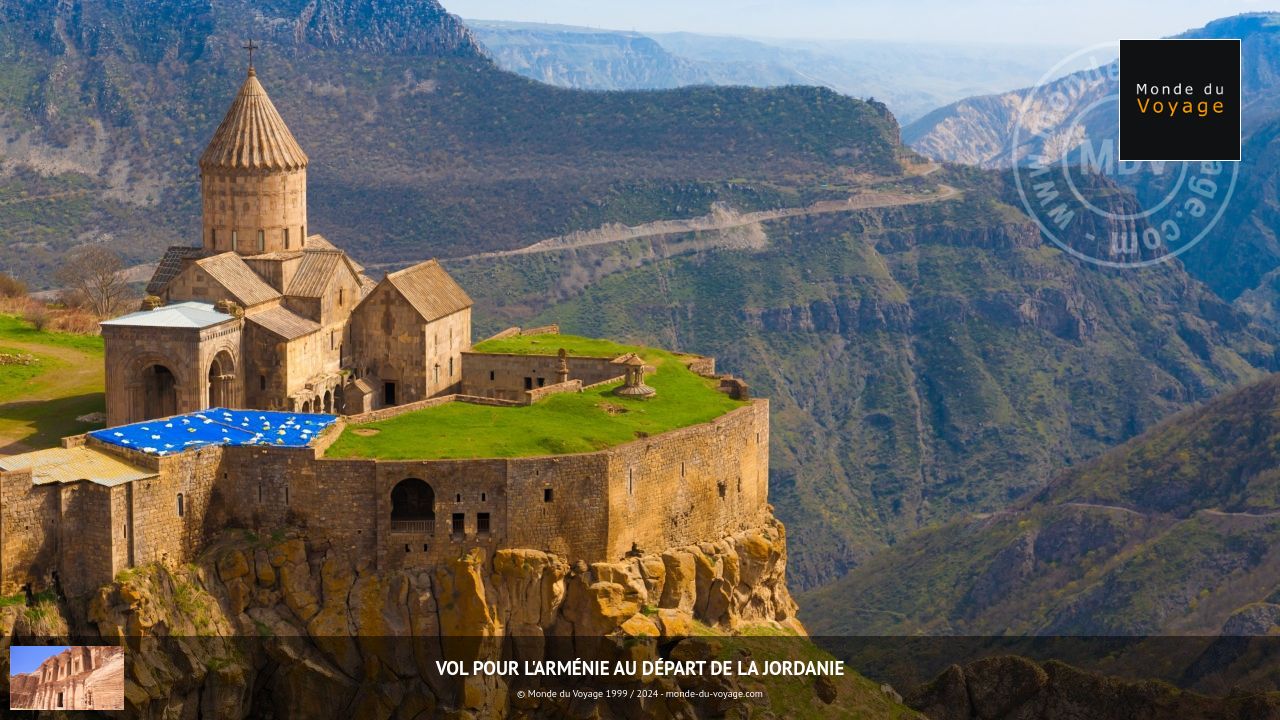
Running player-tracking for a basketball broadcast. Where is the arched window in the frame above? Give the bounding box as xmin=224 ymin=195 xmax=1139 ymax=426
xmin=177 ymin=493 xmax=184 ymax=517
xmin=256 ymin=229 xmax=265 ymax=252
xmin=390 ymin=478 xmax=435 ymax=534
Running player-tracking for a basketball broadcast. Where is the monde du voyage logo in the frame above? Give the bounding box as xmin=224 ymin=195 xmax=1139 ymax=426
xmin=1013 ymin=39 xmax=1241 ymax=268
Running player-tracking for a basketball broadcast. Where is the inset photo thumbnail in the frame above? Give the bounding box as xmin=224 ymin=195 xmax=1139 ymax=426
xmin=9 ymin=645 xmax=124 ymax=711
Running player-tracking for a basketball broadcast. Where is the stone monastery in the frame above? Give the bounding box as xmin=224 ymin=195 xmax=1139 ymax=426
xmin=103 ymin=64 xmax=471 ymax=425
xmin=0 ymin=66 xmax=769 ymax=607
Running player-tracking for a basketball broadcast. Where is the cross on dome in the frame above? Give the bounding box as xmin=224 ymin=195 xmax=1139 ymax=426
xmin=243 ymin=39 xmax=258 ymax=73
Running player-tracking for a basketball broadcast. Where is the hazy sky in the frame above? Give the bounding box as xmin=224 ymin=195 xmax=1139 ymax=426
xmin=441 ymin=1 xmax=1275 ymax=46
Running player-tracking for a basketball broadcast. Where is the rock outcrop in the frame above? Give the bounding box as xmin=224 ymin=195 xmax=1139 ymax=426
xmin=78 ymin=519 xmax=804 ymax=719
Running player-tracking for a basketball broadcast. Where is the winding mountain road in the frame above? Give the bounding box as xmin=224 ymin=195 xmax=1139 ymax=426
xmin=454 ymin=184 xmax=961 ymax=262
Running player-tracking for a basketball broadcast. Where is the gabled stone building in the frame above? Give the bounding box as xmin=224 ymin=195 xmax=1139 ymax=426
xmin=102 ymin=65 xmax=471 ymax=426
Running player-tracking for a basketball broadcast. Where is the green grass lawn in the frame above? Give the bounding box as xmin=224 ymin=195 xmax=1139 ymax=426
xmin=0 ymin=345 xmax=46 ymax=401
xmin=0 ymin=314 xmax=104 ymax=353
xmin=326 ymin=335 xmax=743 ymax=460
xmin=473 ymin=334 xmax=642 ymax=358
xmin=0 ymin=314 xmax=105 ymax=452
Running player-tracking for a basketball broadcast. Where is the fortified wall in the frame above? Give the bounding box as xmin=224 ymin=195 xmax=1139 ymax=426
xmin=0 ymin=341 xmax=769 ymax=601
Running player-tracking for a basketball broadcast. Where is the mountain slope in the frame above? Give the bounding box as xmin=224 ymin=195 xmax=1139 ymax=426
xmin=904 ymin=13 xmax=1280 ymax=167
xmin=802 ymin=369 xmax=1280 ymax=636
xmin=447 ymin=171 xmax=1279 ymax=590
xmin=0 ymin=0 xmax=901 ymax=287
xmin=901 ymin=13 xmax=1280 ymax=314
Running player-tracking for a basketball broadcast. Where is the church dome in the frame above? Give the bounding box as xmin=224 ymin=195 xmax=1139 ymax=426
xmin=199 ymin=68 xmax=309 ymax=173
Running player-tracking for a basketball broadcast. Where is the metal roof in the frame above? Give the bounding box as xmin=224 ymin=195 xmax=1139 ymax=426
xmin=0 ymin=446 xmax=156 ymax=487
xmin=101 ymin=301 xmax=234 ymax=329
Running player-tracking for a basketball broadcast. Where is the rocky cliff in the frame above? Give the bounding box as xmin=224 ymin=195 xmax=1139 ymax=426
xmin=15 ymin=518 xmax=905 ymax=719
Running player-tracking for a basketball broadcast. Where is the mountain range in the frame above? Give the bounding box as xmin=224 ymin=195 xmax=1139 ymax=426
xmin=468 ymin=19 xmax=1083 ymax=125
xmin=903 ymin=14 xmax=1280 ymax=345
xmin=6 ymin=0 xmax=1280 ymax=639
xmin=0 ymin=0 xmax=899 ymax=289
xmin=802 ymin=367 xmax=1280 ymax=639
xmin=903 ymin=13 xmax=1280 ymax=168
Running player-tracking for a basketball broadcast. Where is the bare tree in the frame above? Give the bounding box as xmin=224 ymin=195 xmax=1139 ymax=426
xmin=55 ymin=245 xmax=130 ymax=318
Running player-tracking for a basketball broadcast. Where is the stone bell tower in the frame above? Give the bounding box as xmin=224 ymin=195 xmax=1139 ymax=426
xmin=199 ymin=59 xmax=309 ymax=256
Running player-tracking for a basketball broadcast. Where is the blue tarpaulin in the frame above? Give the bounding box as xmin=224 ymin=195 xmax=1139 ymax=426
xmin=89 ymin=408 xmax=338 ymax=456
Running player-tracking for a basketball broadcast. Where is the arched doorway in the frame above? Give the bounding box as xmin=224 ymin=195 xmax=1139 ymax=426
xmin=322 ymin=389 xmax=333 ymax=414
xmin=141 ymin=364 xmax=177 ymax=419
xmin=301 ymin=399 xmax=312 ymax=413
xmin=390 ymin=478 xmax=435 ymax=533
xmin=208 ymin=351 xmax=235 ymax=408
xmin=333 ymin=384 xmax=346 ymax=415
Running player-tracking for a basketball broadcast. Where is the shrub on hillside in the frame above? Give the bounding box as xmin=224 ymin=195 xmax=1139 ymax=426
xmin=0 ymin=273 xmax=26 ymax=298
xmin=23 ymin=303 xmax=49 ymax=331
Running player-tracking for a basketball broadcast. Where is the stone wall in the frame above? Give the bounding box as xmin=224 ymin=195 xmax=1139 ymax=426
xmin=202 ymin=167 xmax=307 ymax=255
xmin=58 ymin=482 xmax=116 ymax=596
xmin=241 ymin=320 xmax=288 ymax=410
xmin=243 ymin=253 xmax=303 ymax=292
xmin=0 ymin=470 xmax=58 ymax=595
xmin=165 ymin=262 xmax=273 ymax=311
xmin=348 ymin=285 xmax=470 ymax=407
xmin=125 ymin=447 xmax=223 ymax=571
xmin=460 ymin=352 xmax=625 ymax=401
xmin=504 ymin=453 xmax=611 ymax=560
xmin=218 ymin=445 xmax=342 ymax=536
xmin=604 ymin=402 xmax=769 ymax=559
xmin=373 ymin=459 xmax=508 ymax=569
xmin=523 ymin=379 xmax=583 ymax=404
xmin=2 ymin=397 xmax=769 ymax=599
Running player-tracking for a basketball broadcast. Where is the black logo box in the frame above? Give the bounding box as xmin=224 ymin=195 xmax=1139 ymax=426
xmin=1118 ymin=38 xmax=1240 ymax=162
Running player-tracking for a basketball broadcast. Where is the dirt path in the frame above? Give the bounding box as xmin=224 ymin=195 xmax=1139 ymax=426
xmin=1062 ymin=504 xmax=1280 ymax=520
xmin=0 ymin=340 xmax=101 ymax=400
xmin=1200 ymin=508 xmax=1280 ymax=519
xmin=448 ymin=184 xmax=960 ymax=263
xmin=1063 ymin=501 xmax=1147 ymax=517
xmin=0 ymin=339 xmax=104 ymax=455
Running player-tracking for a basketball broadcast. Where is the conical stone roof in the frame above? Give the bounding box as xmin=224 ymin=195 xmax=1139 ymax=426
xmin=199 ymin=69 xmax=309 ymax=172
